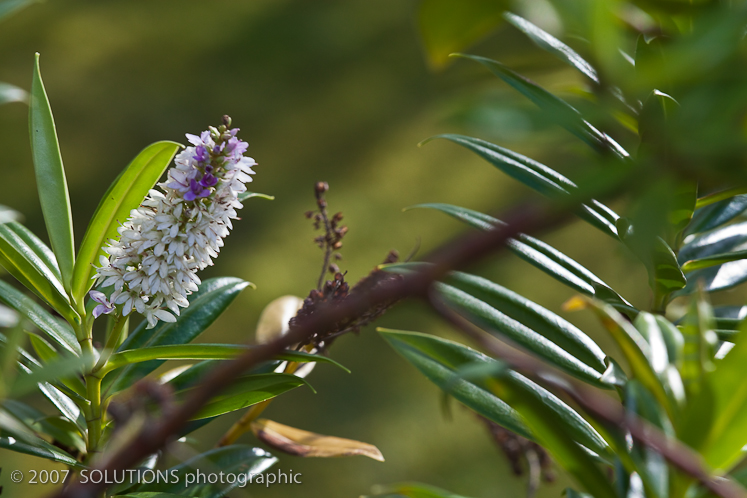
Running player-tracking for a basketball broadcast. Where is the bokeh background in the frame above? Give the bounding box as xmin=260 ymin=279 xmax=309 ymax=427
xmin=0 ymin=0 xmax=687 ymax=496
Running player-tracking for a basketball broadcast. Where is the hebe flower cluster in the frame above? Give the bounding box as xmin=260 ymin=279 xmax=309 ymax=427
xmin=92 ymin=117 xmax=256 ymax=328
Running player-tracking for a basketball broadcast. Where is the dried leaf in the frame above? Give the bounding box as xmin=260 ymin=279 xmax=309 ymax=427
xmin=251 ymin=418 xmax=384 ymax=461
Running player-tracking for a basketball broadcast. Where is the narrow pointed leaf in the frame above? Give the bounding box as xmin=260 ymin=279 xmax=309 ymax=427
xmin=682 ymin=250 xmax=747 ymax=272
xmin=409 ymin=204 xmax=630 ymax=306
xmin=29 ymin=53 xmax=75 ymax=292
xmin=102 ymin=343 xmax=348 ymax=376
xmin=503 ymin=12 xmax=598 ymax=83
xmin=379 ymin=329 xmax=609 ymax=456
xmin=677 ymin=222 xmax=747 ymax=294
xmin=688 ymin=193 xmax=747 ymax=235
xmin=0 ymin=279 xmax=79 ymax=355
xmin=424 ymin=135 xmax=620 ymax=237
xmin=187 ymin=373 xmax=308 ymax=420
xmin=251 ymin=418 xmax=384 ymax=461
xmin=455 ymin=54 xmax=629 ymax=159
xmin=436 ymin=282 xmax=609 ymax=386
xmin=0 ymin=224 xmax=77 ymax=323
xmin=0 ymin=434 xmax=81 ymax=467
xmin=72 ymin=141 xmax=181 ymax=306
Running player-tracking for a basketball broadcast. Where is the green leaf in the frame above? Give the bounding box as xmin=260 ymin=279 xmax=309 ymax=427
xmin=366 ymin=482 xmax=476 ymax=498
xmin=72 ymin=141 xmax=181 ymax=306
xmin=0 ymin=279 xmax=79 ymax=355
xmin=29 ymin=53 xmax=75 ymax=293
xmin=618 ymin=219 xmax=687 ymax=295
xmin=681 ymin=249 xmax=747 ymax=272
xmin=0 ymin=224 xmax=77 ymax=324
xmin=572 ymin=299 xmax=674 ymax=419
xmin=0 ymin=82 xmax=27 ymax=105
xmin=454 ymin=54 xmax=629 ymax=159
xmin=379 ymin=329 xmax=609 ymax=457
xmin=188 ymin=373 xmax=309 ymax=420
xmin=688 ymin=194 xmax=747 ymax=235
xmin=105 ymin=277 xmax=251 ymax=395
xmin=237 ymin=191 xmax=275 ymax=202
xmin=676 ymin=222 xmax=747 ymax=294
xmin=503 ymin=13 xmax=598 ymax=83
xmin=423 ymin=135 xmax=620 ymax=237
xmin=417 ymin=0 xmax=507 ymax=69
xmin=135 ymin=445 xmax=276 ymax=496
xmin=408 ymin=203 xmax=630 ymax=307
xmin=101 ymin=343 xmax=348 ymax=376
xmin=0 ymin=434 xmax=81 ymax=467
xmin=435 ymin=281 xmax=609 ymax=386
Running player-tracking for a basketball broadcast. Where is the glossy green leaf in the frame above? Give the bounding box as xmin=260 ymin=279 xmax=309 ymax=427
xmin=237 ymin=191 xmax=275 ymax=202
xmin=29 ymin=53 xmax=75 ymax=292
xmin=417 ymin=0 xmax=507 ymax=68
xmin=72 ymin=141 xmax=181 ymax=306
xmin=0 ymin=223 xmax=77 ymax=324
xmin=688 ymin=194 xmax=747 ymax=235
xmin=114 ymin=493 xmax=184 ymax=498
xmin=409 ymin=203 xmax=630 ymax=307
xmin=0 ymin=433 xmax=80 ymax=467
xmin=135 ymin=445 xmax=276 ymax=496
xmin=503 ymin=12 xmax=598 ymax=83
xmin=102 ymin=343 xmax=348 ymax=376
xmin=436 ymin=281 xmax=609 ymax=386
xmin=455 ymin=54 xmax=629 ymax=158
xmin=676 ymin=222 xmax=747 ymax=294
xmin=573 ymin=299 xmax=674 ymax=418
xmin=0 ymin=279 xmax=79 ymax=355
xmin=105 ymin=277 xmax=251 ymax=394
xmin=366 ymin=482 xmax=475 ymax=498
xmin=681 ymin=249 xmax=747 ymax=272
xmin=187 ymin=373 xmax=309 ymax=420
xmin=423 ymin=135 xmax=620 ymax=237
xmin=618 ymin=219 xmax=686 ymax=295
xmin=379 ymin=329 xmax=609 ymax=457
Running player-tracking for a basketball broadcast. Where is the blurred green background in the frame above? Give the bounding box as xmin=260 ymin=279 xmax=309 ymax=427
xmin=0 ymin=0 xmax=690 ymax=496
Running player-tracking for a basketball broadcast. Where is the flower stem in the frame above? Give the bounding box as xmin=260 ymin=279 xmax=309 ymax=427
xmin=92 ymin=313 xmax=127 ymax=374
xmin=85 ymin=372 xmax=103 ymax=456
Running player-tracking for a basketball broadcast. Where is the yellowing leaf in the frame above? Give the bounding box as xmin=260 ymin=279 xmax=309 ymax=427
xmin=251 ymin=418 xmax=384 ymax=461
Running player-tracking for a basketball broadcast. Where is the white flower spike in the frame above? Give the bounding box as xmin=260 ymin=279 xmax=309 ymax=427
xmin=92 ymin=116 xmax=257 ymax=328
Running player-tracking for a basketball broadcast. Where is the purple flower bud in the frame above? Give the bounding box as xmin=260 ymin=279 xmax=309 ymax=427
xmin=199 ymin=173 xmax=218 ymax=187
xmin=185 ymin=178 xmax=210 ymax=201
xmin=193 ymin=145 xmax=209 ymax=162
